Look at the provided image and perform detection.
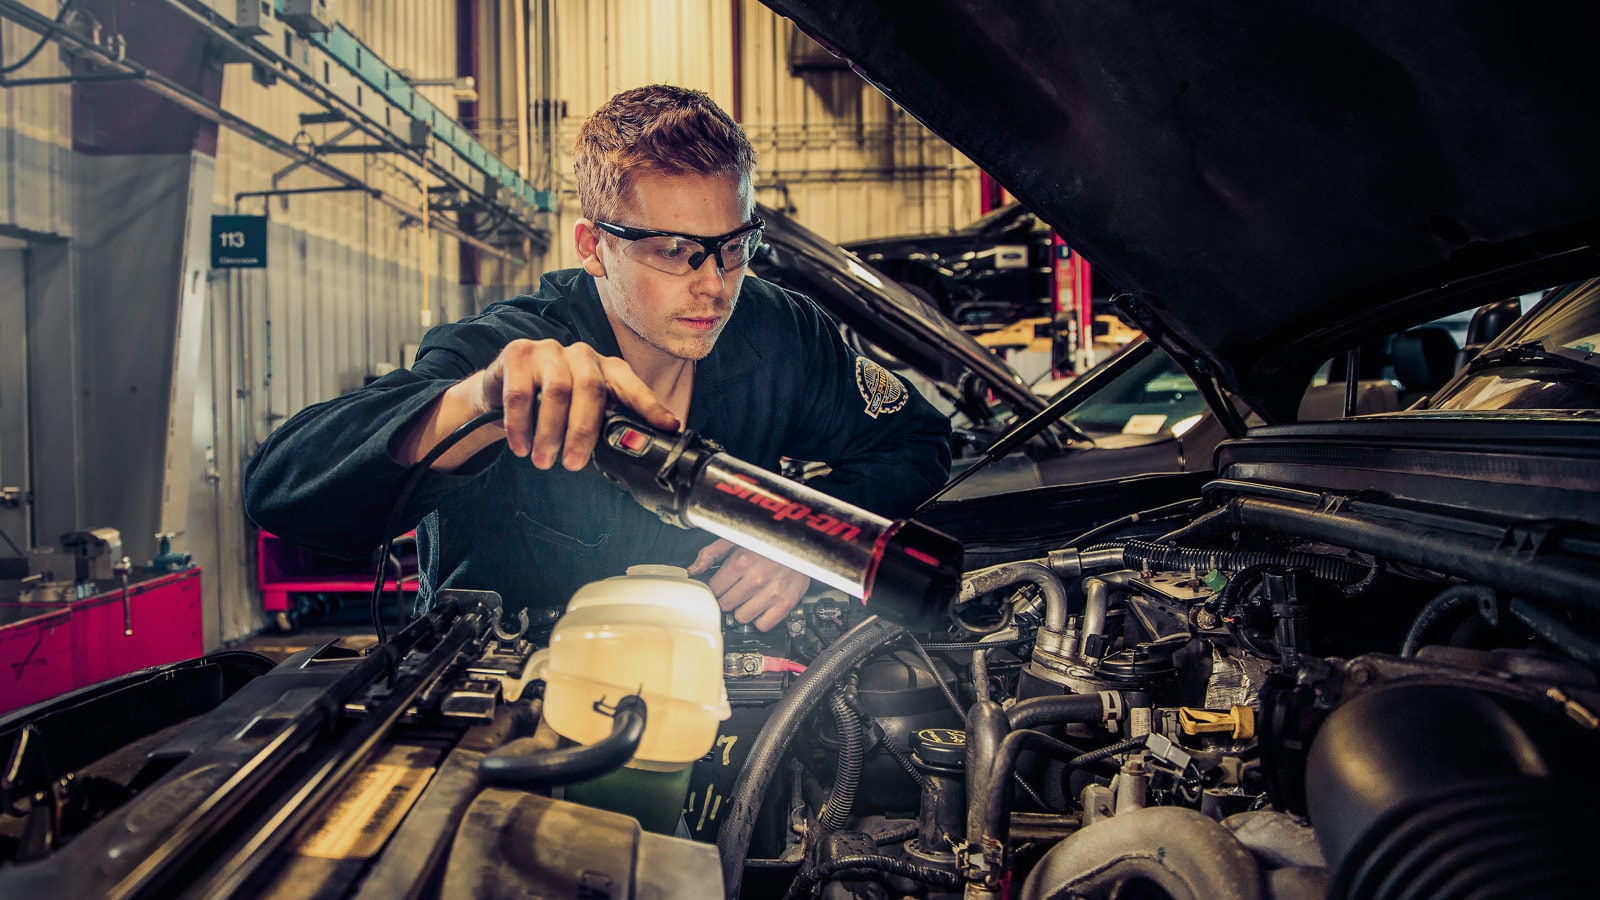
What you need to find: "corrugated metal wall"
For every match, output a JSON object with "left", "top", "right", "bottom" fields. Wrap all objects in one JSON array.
[
  {"left": 0, "top": 0, "right": 73, "bottom": 237},
  {"left": 198, "top": 0, "right": 492, "bottom": 639},
  {"left": 541, "top": 0, "right": 980, "bottom": 270}
]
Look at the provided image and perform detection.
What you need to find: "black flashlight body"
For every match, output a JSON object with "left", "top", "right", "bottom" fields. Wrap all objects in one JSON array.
[{"left": 590, "top": 411, "right": 962, "bottom": 630}]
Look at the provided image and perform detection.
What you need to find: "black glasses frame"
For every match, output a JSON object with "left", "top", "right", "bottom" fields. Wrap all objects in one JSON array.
[{"left": 593, "top": 215, "right": 766, "bottom": 273}]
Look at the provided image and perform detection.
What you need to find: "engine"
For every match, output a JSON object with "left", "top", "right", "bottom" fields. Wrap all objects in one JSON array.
[
  {"left": 5, "top": 474, "right": 1598, "bottom": 899},
  {"left": 711, "top": 482, "right": 1600, "bottom": 900}
]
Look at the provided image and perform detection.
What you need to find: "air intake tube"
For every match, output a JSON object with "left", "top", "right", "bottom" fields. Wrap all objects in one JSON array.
[{"left": 1306, "top": 683, "right": 1597, "bottom": 899}]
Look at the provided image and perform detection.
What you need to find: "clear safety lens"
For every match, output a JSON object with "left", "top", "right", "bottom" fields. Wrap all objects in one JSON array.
[{"left": 620, "top": 228, "right": 763, "bottom": 276}]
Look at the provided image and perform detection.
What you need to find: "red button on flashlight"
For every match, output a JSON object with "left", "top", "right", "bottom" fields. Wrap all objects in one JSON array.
[{"left": 614, "top": 426, "right": 651, "bottom": 456}]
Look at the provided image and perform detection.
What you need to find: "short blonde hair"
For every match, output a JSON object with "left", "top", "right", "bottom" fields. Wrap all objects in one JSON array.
[{"left": 573, "top": 85, "right": 756, "bottom": 222}]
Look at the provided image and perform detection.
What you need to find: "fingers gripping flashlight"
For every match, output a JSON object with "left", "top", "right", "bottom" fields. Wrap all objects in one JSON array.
[{"left": 591, "top": 411, "right": 963, "bottom": 630}]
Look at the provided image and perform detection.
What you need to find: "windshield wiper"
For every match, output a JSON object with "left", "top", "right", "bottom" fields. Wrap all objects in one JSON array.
[{"left": 1465, "top": 339, "right": 1600, "bottom": 384}]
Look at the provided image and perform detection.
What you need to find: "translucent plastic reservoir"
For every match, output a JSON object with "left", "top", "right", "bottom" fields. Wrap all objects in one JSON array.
[{"left": 543, "top": 565, "right": 731, "bottom": 769}]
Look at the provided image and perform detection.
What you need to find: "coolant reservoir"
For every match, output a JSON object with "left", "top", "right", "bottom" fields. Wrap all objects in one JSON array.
[{"left": 544, "top": 565, "right": 731, "bottom": 769}]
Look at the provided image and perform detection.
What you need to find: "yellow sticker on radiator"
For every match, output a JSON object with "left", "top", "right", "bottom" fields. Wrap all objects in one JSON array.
[{"left": 297, "top": 749, "right": 435, "bottom": 860}]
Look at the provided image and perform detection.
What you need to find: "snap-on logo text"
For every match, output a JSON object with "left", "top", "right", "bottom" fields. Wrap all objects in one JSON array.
[{"left": 714, "top": 475, "right": 862, "bottom": 540}]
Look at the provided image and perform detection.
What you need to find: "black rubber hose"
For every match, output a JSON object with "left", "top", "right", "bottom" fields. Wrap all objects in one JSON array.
[
  {"left": 478, "top": 695, "right": 646, "bottom": 788},
  {"left": 981, "top": 729, "right": 1085, "bottom": 852},
  {"left": 1338, "top": 555, "right": 1384, "bottom": 598},
  {"left": 818, "top": 688, "right": 863, "bottom": 833},
  {"left": 718, "top": 616, "right": 907, "bottom": 897},
  {"left": 1064, "top": 735, "right": 1148, "bottom": 773},
  {"left": 972, "top": 646, "right": 993, "bottom": 703},
  {"left": 1401, "top": 584, "right": 1497, "bottom": 657},
  {"left": 782, "top": 854, "right": 964, "bottom": 900},
  {"left": 1216, "top": 565, "right": 1283, "bottom": 660},
  {"left": 1005, "top": 693, "right": 1108, "bottom": 731},
  {"left": 965, "top": 695, "right": 1113, "bottom": 861},
  {"left": 1096, "top": 539, "right": 1371, "bottom": 584},
  {"left": 1509, "top": 598, "right": 1600, "bottom": 668},
  {"left": 373, "top": 407, "right": 506, "bottom": 642},
  {"left": 841, "top": 677, "right": 926, "bottom": 788},
  {"left": 964, "top": 700, "right": 1008, "bottom": 847},
  {"left": 922, "top": 637, "right": 1032, "bottom": 652},
  {"left": 872, "top": 820, "right": 919, "bottom": 845},
  {"left": 876, "top": 724, "right": 926, "bottom": 787},
  {"left": 904, "top": 634, "right": 967, "bottom": 720},
  {"left": 1064, "top": 498, "right": 1207, "bottom": 548}
]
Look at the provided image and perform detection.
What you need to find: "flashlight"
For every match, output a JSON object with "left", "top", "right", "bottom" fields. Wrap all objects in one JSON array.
[{"left": 591, "top": 411, "right": 962, "bottom": 630}]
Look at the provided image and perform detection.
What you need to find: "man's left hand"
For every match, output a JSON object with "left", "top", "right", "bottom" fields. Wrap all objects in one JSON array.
[{"left": 688, "top": 538, "right": 811, "bottom": 632}]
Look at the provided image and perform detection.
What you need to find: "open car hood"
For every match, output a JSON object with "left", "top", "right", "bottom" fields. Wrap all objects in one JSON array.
[
  {"left": 753, "top": 203, "right": 1047, "bottom": 419},
  {"left": 761, "top": 1, "right": 1600, "bottom": 420}
]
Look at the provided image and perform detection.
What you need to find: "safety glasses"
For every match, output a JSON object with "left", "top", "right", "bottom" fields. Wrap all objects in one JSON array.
[{"left": 594, "top": 216, "right": 766, "bottom": 276}]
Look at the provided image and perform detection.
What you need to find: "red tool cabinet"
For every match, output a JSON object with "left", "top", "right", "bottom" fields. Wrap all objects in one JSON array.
[
  {"left": 0, "top": 568, "right": 203, "bottom": 716},
  {"left": 256, "top": 531, "right": 417, "bottom": 623}
]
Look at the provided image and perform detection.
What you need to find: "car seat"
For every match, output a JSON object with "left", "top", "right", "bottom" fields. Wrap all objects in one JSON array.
[
  {"left": 1390, "top": 325, "right": 1460, "bottom": 406},
  {"left": 1455, "top": 298, "right": 1522, "bottom": 369},
  {"left": 1297, "top": 380, "right": 1400, "bottom": 421}
]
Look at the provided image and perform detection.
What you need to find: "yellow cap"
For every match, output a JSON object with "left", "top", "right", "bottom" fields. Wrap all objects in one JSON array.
[{"left": 1178, "top": 705, "right": 1256, "bottom": 740}]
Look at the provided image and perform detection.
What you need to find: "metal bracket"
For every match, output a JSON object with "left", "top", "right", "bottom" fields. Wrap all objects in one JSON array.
[
  {"left": 1315, "top": 493, "right": 1353, "bottom": 515},
  {"left": 491, "top": 608, "right": 530, "bottom": 643},
  {"left": 297, "top": 111, "right": 345, "bottom": 126},
  {"left": 1496, "top": 521, "right": 1561, "bottom": 559},
  {"left": 312, "top": 143, "right": 413, "bottom": 155}
]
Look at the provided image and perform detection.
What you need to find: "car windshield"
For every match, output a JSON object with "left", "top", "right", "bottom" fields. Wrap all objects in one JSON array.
[
  {"left": 1427, "top": 277, "right": 1600, "bottom": 412},
  {"left": 1042, "top": 348, "right": 1209, "bottom": 438}
]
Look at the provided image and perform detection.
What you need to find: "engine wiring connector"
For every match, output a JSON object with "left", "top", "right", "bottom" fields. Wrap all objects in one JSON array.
[{"left": 723, "top": 652, "right": 807, "bottom": 677}]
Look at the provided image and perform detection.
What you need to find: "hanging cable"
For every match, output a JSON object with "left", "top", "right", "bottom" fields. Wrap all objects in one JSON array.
[
  {"left": 370, "top": 407, "right": 505, "bottom": 642},
  {"left": 1, "top": 1, "right": 76, "bottom": 76}
]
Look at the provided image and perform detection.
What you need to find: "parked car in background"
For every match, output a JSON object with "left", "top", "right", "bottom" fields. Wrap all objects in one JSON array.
[
  {"left": 749, "top": 204, "right": 1226, "bottom": 499},
  {"left": 844, "top": 201, "right": 1119, "bottom": 333}
]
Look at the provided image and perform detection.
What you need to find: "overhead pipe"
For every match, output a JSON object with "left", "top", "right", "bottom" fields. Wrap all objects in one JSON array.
[
  {"left": 157, "top": 0, "right": 543, "bottom": 242},
  {"left": 513, "top": 0, "right": 531, "bottom": 181},
  {"left": 0, "top": 0, "right": 523, "bottom": 263},
  {"left": 6, "top": 0, "right": 535, "bottom": 255},
  {"left": 730, "top": 0, "right": 743, "bottom": 122}
]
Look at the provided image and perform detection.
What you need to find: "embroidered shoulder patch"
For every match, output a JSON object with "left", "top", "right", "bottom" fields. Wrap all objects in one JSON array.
[{"left": 856, "top": 357, "right": 908, "bottom": 418}]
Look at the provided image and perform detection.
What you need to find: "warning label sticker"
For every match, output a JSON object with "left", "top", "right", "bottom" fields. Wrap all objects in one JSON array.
[{"left": 297, "top": 747, "right": 436, "bottom": 860}]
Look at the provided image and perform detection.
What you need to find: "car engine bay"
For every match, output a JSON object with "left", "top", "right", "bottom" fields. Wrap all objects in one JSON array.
[{"left": 3, "top": 412, "right": 1597, "bottom": 899}]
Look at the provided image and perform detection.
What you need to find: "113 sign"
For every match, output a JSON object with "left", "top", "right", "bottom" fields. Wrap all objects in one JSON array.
[{"left": 211, "top": 215, "right": 267, "bottom": 269}]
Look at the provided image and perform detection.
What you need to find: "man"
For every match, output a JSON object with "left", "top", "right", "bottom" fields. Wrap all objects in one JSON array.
[{"left": 245, "top": 85, "right": 951, "bottom": 632}]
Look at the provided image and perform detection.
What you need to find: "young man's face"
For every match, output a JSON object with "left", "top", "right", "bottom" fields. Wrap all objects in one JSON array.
[{"left": 581, "top": 170, "right": 753, "bottom": 364}]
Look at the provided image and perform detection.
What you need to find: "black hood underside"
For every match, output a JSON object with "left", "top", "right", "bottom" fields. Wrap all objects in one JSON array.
[{"left": 762, "top": 1, "right": 1600, "bottom": 418}]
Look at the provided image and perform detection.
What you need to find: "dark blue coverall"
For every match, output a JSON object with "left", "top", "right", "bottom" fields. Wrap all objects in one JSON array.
[{"left": 243, "top": 269, "right": 952, "bottom": 621}]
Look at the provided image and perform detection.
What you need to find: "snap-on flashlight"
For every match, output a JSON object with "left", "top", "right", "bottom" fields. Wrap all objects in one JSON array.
[{"left": 591, "top": 411, "right": 963, "bottom": 630}]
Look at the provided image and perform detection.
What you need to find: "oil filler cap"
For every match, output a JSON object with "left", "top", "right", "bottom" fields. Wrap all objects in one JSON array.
[{"left": 912, "top": 728, "right": 967, "bottom": 772}]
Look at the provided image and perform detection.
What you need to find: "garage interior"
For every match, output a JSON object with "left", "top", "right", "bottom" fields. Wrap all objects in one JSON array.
[
  {"left": 6, "top": 3, "right": 1597, "bottom": 899},
  {"left": 0, "top": 0, "right": 1004, "bottom": 666}
]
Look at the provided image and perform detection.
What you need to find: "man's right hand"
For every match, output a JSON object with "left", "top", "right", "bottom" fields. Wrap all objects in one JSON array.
[{"left": 395, "top": 339, "right": 680, "bottom": 471}]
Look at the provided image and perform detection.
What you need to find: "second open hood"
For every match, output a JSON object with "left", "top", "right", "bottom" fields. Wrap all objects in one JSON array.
[{"left": 761, "top": 0, "right": 1600, "bottom": 420}]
